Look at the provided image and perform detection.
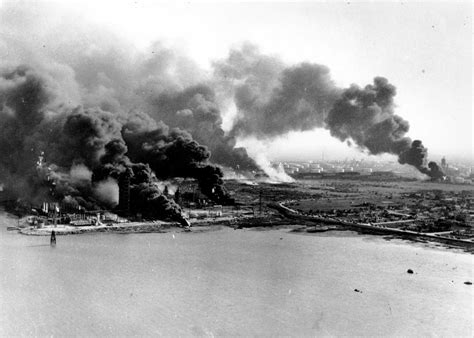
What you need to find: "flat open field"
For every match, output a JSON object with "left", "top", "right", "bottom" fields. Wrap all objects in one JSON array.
[{"left": 226, "top": 178, "right": 473, "bottom": 211}]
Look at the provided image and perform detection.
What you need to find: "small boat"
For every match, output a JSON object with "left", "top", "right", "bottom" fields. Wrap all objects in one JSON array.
[
  {"left": 7, "top": 226, "right": 19, "bottom": 231},
  {"left": 307, "top": 226, "right": 330, "bottom": 233}
]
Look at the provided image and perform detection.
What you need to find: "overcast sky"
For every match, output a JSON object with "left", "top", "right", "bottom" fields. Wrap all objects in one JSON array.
[{"left": 2, "top": 0, "right": 472, "bottom": 162}]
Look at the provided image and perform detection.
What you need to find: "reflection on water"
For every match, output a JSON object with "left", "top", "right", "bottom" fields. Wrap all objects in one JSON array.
[{"left": 0, "top": 212, "right": 472, "bottom": 336}]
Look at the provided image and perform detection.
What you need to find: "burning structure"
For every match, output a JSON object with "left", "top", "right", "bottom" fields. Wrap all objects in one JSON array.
[
  {"left": 0, "top": 7, "right": 446, "bottom": 220},
  {"left": 0, "top": 67, "right": 229, "bottom": 221}
]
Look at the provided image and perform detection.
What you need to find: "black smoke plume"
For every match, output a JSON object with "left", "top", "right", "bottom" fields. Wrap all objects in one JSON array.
[
  {"left": 399, "top": 140, "right": 445, "bottom": 180},
  {"left": 325, "top": 77, "right": 411, "bottom": 155},
  {"left": 0, "top": 66, "right": 228, "bottom": 220},
  {"left": 214, "top": 45, "right": 340, "bottom": 138},
  {"left": 146, "top": 85, "right": 257, "bottom": 171},
  {"left": 0, "top": 5, "right": 443, "bottom": 183},
  {"left": 215, "top": 44, "right": 443, "bottom": 179},
  {"left": 1, "top": 3, "right": 257, "bottom": 172}
]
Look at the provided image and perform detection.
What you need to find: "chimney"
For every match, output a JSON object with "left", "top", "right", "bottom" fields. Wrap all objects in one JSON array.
[{"left": 118, "top": 169, "right": 131, "bottom": 216}]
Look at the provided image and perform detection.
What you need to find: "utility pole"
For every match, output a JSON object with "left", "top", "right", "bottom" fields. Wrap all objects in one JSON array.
[{"left": 259, "top": 189, "right": 263, "bottom": 215}]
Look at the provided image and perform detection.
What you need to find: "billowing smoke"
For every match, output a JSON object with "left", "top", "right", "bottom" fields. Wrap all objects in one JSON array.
[
  {"left": 145, "top": 84, "right": 258, "bottom": 171},
  {"left": 399, "top": 140, "right": 445, "bottom": 180},
  {"left": 0, "top": 3, "right": 443, "bottom": 190},
  {"left": 214, "top": 44, "right": 340, "bottom": 138},
  {"left": 70, "top": 164, "right": 92, "bottom": 183},
  {"left": 215, "top": 44, "right": 443, "bottom": 179},
  {"left": 0, "top": 3, "right": 256, "bottom": 172},
  {"left": 325, "top": 77, "right": 411, "bottom": 156},
  {"left": 92, "top": 162, "right": 184, "bottom": 220},
  {"left": 0, "top": 65, "right": 229, "bottom": 220},
  {"left": 93, "top": 178, "right": 119, "bottom": 207}
]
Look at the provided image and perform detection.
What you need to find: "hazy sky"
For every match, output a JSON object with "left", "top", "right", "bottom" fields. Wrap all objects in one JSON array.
[{"left": 2, "top": 0, "right": 472, "bottom": 162}]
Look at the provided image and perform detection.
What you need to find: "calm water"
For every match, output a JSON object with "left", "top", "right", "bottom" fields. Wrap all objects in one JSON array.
[{"left": 0, "top": 212, "right": 472, "bottom": 336}]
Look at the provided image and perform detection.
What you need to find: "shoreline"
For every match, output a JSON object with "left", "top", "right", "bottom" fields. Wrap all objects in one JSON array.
[
  {"left": 11, "top": 213, "right": 292, "bottom": 236},
  {"left": 5, "top": 210, "right": 473, "bottom": 253},
  {"left": 17, "top": 222, "right": 180, "bottom": 236},
  {"left": 270, "top": 202, "right": 474, "bottom": 252}
]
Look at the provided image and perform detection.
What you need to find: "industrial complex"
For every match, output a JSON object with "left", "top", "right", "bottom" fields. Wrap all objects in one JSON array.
[{"left": 3, "top": 157, "right": 473, "bottom": 252}]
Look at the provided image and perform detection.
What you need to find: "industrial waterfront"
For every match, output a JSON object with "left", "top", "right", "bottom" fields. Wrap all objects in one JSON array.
[{"left": 5, "top": 169, "right": 474, "bottom": 251}]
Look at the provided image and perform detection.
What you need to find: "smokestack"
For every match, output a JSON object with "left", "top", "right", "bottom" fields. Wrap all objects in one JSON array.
[{"left": 118, "top": 169, "right": 131, "bottom": 216}]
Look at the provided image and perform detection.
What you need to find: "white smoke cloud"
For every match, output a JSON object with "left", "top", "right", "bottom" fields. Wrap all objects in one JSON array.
[
  {"left": 69, "top": 164, "right": 92, "bottom": 183},
  {"left": 237, "top": 137, "right": 294, "bottom": 183},
  {"left": 93, "top": 178, "right": 119, "bottom": 207},
  {"left": 155, "top": 180, "right": 178, "bottom": 196}
]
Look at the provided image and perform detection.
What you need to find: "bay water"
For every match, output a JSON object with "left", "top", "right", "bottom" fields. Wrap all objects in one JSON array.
[{"left": 0, "top": 212, "right": 472, "bottom": 336}]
